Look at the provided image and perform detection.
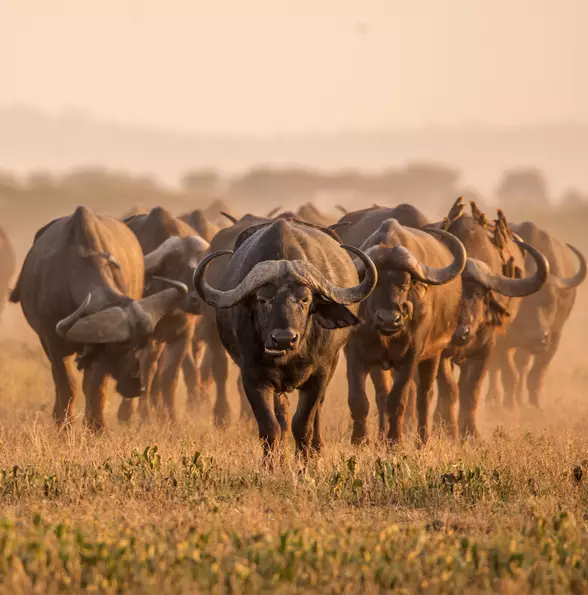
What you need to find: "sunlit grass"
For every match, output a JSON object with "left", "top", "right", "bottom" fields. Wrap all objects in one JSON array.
[{"left": 0, "top": 304, "right": 587, "bottom": 593}]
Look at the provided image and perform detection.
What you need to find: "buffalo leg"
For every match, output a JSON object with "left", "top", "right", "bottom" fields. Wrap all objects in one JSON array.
[
  {"left": 311, "top": 362, "right": 336, "bottom": 452},
  {"left": 242, "top": 376, "right": 281, "bottom": 459},
  {"left": 514, "top": 350, "right": 532, "bottom": 405},
  {"left": 387, "top": 354, "right": 417, "bottom": 444},
  {"left": 527, "top": 333, "right": 560, "bottom": 408},
  {"left": 200, "top": 345, "right": 212, "bottom": 392},
  {"left": 239, "top": 374, "right": 254, "bottom": 421},
  {"left": 273, "top": 392, "right": 290, "bottom": 443},
  {"left": 160, "top": 335, "right": 191, "bottom": 423},
  {"left": 485, "top": 356, "right": 503, "bottom": 406},
  {"left": 311, "top": 394, "right": 325, "bottom": 452},
  {"left": 496, "top": 347, "right": 519, "bottom": 410},
  {"left": 346, "top": 344, "right": 371, "bottom": 444},
  {"left": 404, "top": 380, "right": 418, "bottom": 435},
  {"left": 434, "top": 357, "right": 459, "bottom": 438},
  {"left": 190, "top": 321, "right": 212, "bottom": 407},
  {"left": 293, "top": 368, "right": 330, "bottom": 459},
  {"left": 49, "top": 352, "right": 77, "bottom": 428},
  {"left": 458, "top": 350, "right": 490, "bottom": 438},
  {"left": 116, "top": 397, "right": 136, "bottom": 424},
  {"left": 185, "top": 339, "right": 211, "bottom": 409},
  {"left": 82, "top": 361, "right": 108, "bottom": 432},
  {"left": 182, "top": 352, "right": 200, "bottom": 410},
  {"left": 209, "top": 329, "right": 231, "bottom": 426},
  {"left": 370, "top": 367, "right": 392, "bottom": 439},
  {"left": 416, "top": 356, "right": 440, "bottom": 445},
  {"left": 135, "top": 340, "right": 164, "bottom": 422}
]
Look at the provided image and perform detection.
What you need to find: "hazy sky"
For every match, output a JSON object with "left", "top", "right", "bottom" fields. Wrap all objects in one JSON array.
[{"left": 1, "top": 0, "right": 587, "bottom": 134}]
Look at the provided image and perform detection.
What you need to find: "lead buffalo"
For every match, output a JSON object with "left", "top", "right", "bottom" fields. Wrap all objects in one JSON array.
[
  {"left": 193, "top": 218, "right": 377, "bottom": 458},
  {"left": 10, "top": 206, "right": 189, "bottom": 430},
  {"left": 192, "top": 213, "right": 275, "bottom": 425},
  {"left": 487, "top": 221, "right": 586, "bottom": 408},
  {"left": 345, "top": 218, "right": 466, "bottom": 445},
  {"left": 434, "top": 199, "right": 549, "bottom": 437}
]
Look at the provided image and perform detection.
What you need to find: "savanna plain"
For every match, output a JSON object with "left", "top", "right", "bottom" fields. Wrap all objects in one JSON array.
[{"left": 0, "top": 246, "right": 587, "bottom": 594}]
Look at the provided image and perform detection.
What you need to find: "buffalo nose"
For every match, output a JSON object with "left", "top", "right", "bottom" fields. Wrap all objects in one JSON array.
[
  {"left": 270, "top": 329, "right": 299, "bottom": 350},
  {"left": 376, "top": 311, "right": 402, "bottom": 324},
  {"left": 456, "top": 327, "right": 470, "bottom": 340}
]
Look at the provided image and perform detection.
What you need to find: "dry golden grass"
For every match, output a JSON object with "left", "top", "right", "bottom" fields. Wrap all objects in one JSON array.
[{"left": 0, "top": 293, "right": 587, "bottom": 594}]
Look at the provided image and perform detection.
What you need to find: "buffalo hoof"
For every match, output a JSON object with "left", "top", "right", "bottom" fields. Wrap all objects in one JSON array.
[
  {"left": 117, "top": 400, "right": 135, "bottom": 424},
  {"left": 351, "top": 421, "right": 368, "bottom": 445},
  {"left": 458, "top": 426, "right": 480, "bottom": 441},
  {"left": 213, "top": 406, "right": 231, "bottom": 428},
  {"left": 240, "top": 402, "right": 255, "bottom": 422},
  {"left": 53, "top": 414, "right": 74, "bottom": 431},
  {"left": 433, "top": 416, "right": 458, "bottom": 440},
  {"left": 310, "top": 438, "right": 324, "bottom": 454},
  {"left": 84, "top": 417, "right": 106, "bottom": 435},
  {"left": 385, "top": 436, "right": 403, "bottom": 449},
  {"left": 503, "top": 399, "right": 517, "bottom": 412}
]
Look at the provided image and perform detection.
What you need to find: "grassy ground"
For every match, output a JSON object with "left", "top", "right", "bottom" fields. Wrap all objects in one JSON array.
[{"left": 0, "top": 301, "right": 587, "bottom": 594}]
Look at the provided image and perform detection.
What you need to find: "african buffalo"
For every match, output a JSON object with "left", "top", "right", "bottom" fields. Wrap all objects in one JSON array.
[
  {"left": 118, "top": 207, "right": 209, "bottom": 423},
  {"left": 434, "top": 199, "right": 549, "bottom": 437},
  {"left": 204, "top": 200, "right": 239, "bottom": 229},
  {"left": 10, "top": 206, "right": 189, "bottom": 430},
  {"left": 345, "top": 218, "right": 466, "bottom": 445},
  {"left": 336, "top": 204, "right": 430, "bottom": 248},
  {"left": 193, "top": 218, "right": 377, "bottom": 458},
  {"left": 193, "top": 213, "right": 286, "bottom": 425},
  {"left": 295, "top": 203, "right": 337, "bottom": 228},
  {"left": 334, "top": 204, "right": 432, "bottom": 432},
  {"left": 487, "top": 221, "right": 586, "bottom": 408},
  {"left": 179, "top": 209, "right": 221, "bottom": 243}
]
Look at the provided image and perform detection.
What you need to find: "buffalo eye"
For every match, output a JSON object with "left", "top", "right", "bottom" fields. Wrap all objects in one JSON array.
[
  {"left": 257, "top": 296, "right": 270, "bottom": 306},
  {"left": 300, "top": 296, "right": 310, "bottom": 305}
]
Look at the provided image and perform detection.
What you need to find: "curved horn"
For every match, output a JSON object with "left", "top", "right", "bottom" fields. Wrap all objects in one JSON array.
[
  {"left": 152, "top": 276, "right": 189, "bottom": 295},
  {"left": 56, "top": 294, "right": 92, "bottom": 338},
  {"left": 421, "top": 228, "right": 467, "bottom": 284},
  {"left": 185, "top": 235, "right": 210, "bottom": 253},
  {"left": 221, "top": 212, "right": 238, "bottom": 224},
  {"left": 266, "top": 206, "right": 282, "bottom": 218},
  {"left": 193, "top": 246, "right": 377, "bottom": 309},
  {"left": 184, "top": 235, "right": 210, "bottom": 267},
  {"left": 551, "top": 244, "right": 587, "bottom": 290},
  {"left": 65, "top": 308, "right": 134, "bottom": 343},
  {"left": 57, "top": 284, "right": 189, "bottom": 345},
  {"left": 464, "top": 239, "right": 549, "bottom": 297},
  {"left": 144, "top": 236, "right": 183, "bottom": 274},
  {"left": 136, "top": 287, "right": 188, "bottom": 328},
  {"left": 328, "top": 221, "right": 351, "bottom": 232},
  {"left": 365, "top": 228, "right": 466, "bottom": 286}
]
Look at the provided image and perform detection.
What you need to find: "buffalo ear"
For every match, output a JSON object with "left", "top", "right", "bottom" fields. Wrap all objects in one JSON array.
[
  {"left": 313, "top": 299, "right": 360, "bottom": 329},
  {"left": 488, "top": 293, "right": 510, "bottom": 327}
]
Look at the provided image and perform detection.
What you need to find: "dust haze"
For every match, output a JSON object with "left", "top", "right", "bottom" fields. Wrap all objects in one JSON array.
[{"left": 0, "top": 1, "right": 587, "bottom": 592}]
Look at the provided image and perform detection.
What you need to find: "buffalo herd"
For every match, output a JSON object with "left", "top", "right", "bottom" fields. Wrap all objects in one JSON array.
[{"left": 5, "top": 197, "right": 587, "bottom": 459}]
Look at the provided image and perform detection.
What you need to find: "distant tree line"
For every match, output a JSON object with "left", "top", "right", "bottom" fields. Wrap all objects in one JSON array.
[{"left": 1, "top": 163, "right": 587, "bottom": 238}]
